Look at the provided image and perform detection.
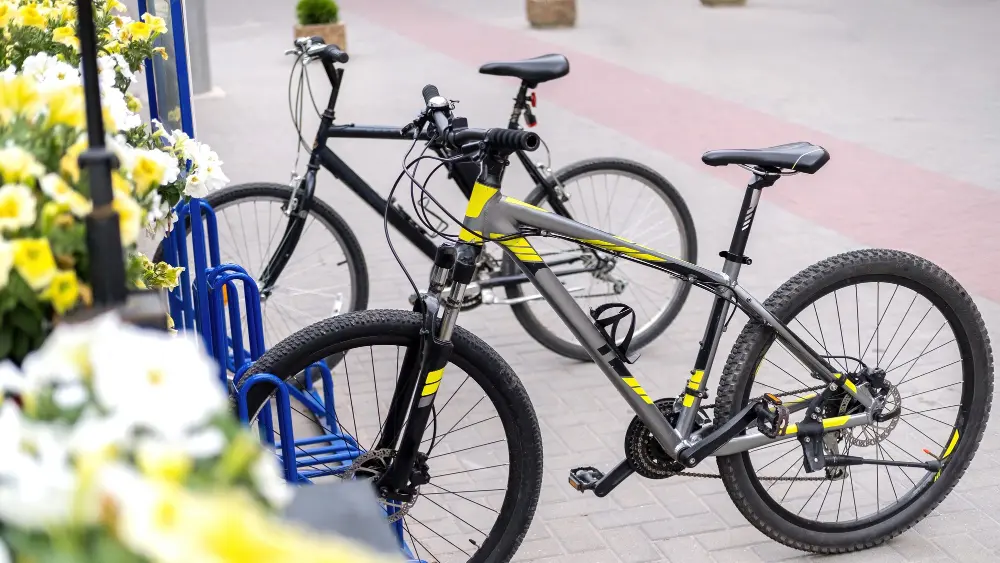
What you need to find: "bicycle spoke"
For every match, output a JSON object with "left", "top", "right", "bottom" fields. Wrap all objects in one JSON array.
[
  {"left": 884, "top": 305, "right": 933, "bottom": 371},
  {"left": 421, "top": 415, "right": 498, "bottom": 446},
  {"left": 428, "top": 439, "right": 505, "bottom": 460},
  {"left": 432, "top": 463, "right": 510, "bottom": 479},
  {"left": 889, "top": 335, "right": 953, "bottom": 376},
  {"left": 896, "top": 360, "right": 962, "bottom": 388},
  {"left": 408, "top": 514, "right": 471, "bottom": 557},
  {"left": 834, "top": 290, "right": 848, "bottom": 362},
  {"left": 421, "top": 495, "right": 489, "bottom": 537},
  {"left": 877, "top": 293, "right": 918, "bottom": 369}
]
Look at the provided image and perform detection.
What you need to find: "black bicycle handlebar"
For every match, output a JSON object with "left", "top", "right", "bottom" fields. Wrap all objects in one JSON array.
[
  {"left": 421, "top": 84, "right": 540, "bottom": 153},
  {"left": 293, "top": 36, "right": 349, "bottom": 64}
]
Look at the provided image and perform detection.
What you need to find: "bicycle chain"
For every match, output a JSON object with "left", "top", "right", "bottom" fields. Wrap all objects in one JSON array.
[{"left": 644, "top": 384, "right": 832, "bottom": 482}]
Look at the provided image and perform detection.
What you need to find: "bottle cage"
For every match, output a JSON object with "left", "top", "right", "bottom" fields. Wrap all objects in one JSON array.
[{"left": 590, "top": 303, "right": 640, "bottom": 364}]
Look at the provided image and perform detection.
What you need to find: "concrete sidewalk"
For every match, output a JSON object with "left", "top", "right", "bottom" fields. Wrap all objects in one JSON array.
[{"left": 193, "top": 1, "right": 1000, "bottom": 561}]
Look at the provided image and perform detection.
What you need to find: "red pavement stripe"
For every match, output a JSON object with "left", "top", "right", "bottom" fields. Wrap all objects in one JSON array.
[{"left": 343, "top": 0, "right": 1000, "bottom": 303}]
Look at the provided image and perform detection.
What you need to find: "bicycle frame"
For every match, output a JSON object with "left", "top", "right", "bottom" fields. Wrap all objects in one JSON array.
[
  {"left": 443, "top": 170, "right": 878, "bottom": 463},
  {"left": 257, "top": 63, "right": 573, "bottom": 293}
]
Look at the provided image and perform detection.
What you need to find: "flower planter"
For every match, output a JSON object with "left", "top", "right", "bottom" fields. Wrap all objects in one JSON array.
[
  {"left": 295, "top": 22, "right": 347, "bottom": 50},
  {"left": 526, "top": 0, "right": 576, "bottom": 28}
]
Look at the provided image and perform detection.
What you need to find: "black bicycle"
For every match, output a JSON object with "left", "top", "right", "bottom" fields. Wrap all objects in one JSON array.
[{"left": 158, "top": 37, "right": 697, "bottom": 360}]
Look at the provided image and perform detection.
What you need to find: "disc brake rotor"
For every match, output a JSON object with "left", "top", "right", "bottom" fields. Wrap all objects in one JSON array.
[
  {"left": 844, "top": 386, "right": 901, "bottom": 448},
  {"left": 342, "top": 448, "right": 418, "bottom": 522}
]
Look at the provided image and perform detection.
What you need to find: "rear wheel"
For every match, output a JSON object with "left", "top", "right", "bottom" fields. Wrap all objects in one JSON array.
[
  {"left": 240, "top": 309, "right": 543, "bottom": 563},
  {"left": 715, "top": 249, "right": 993, "bottom": 552},
  {"left": 153, "top": 182, "right": 369, "bottom": 356},
  {"left": 502, "top": 158, "right": 697, "bottom": 361}
]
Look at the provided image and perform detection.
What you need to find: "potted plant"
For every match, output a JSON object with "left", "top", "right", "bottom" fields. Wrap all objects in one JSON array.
[
  {"left": 526, "top": 0, "right": 576, "bottom": 28},
  {"left": 701, "top": 0, "right": 747, "bottom": 6},
  {"left": 294, "top": 0, "right": 347, "bottom": 51},
  {"left": 0, "top": 0, "right": 230, "bottom": 363}
]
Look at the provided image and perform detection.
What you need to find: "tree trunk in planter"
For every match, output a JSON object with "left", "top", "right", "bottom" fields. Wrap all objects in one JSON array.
[
  {"left": 700, "top": 0, "right": 747, "bottom": 6},
  {"left": 527, "top": 0, "right": 576, "bottom": 28},
  {"left": 294, "top": 22, "right": 347, "bottom": 51}
]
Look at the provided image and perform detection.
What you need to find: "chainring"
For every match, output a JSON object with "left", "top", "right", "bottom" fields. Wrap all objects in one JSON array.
[
  {"left": 624, "top": 398, "right": 709, "bottom": 479},
  {"left": 342, "top": 448, "right": 417, "bottom": 522}
]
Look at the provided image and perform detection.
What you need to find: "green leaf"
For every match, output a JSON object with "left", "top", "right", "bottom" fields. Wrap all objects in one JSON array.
[{"left": 0, "top": 325, "right": 13, "bottom": 359}]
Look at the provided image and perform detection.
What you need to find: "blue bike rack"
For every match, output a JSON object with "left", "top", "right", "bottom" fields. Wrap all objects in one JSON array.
[{"left": 162, "top": 198, "right": 423, "bottom": 560}]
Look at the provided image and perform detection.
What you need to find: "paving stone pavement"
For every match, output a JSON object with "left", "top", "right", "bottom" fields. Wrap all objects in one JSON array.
[{"left": 188, "top": 1, "right": 1000, "bottom": 561}]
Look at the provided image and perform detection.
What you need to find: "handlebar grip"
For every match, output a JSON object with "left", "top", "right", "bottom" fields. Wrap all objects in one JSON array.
[
  {"left": 485, "top": 128, "right": 541, "bottom": 152},
  {"left": 319, "top": 44, "right": 349, "bottom": 64},
  {"left": 422, "top": 84, "right": 441, "bottom": 105}
]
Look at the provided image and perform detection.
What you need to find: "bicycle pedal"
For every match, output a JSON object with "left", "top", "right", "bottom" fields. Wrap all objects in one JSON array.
[{"left": 568, "top": 466, "right": 603, "bottom": 492}]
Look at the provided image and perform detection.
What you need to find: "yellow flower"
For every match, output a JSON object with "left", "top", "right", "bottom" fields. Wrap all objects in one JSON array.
[
  {"left": 111, "top": 171, "right": 132, "bottom": 196},
  {"left": 58, "top": 3, "right": 75, "bottom": 22},
  {"left": 45, "top": 84, "right": 86, "bottom": 129},
  {"left": 153, "top": 46, "right": 168, "bottom": 60},
  {"left": 113, "top": 193, "right": 142, "bottom": 246},
  {"left": 12, "top": 238, "right": 57, "bottom": 291},
  {"left": 131, "top": 152, "right": 166, "bottom": 196},
  {"left": 15, "top": 4, "right": 46, "bottom": 29},
  {"left": 61, "top": 138, "right": 87, "bottom": 183},
  {"left": 41, "top": 268, "right": 79, "bottom": 314},
  {"left": 0, "top": 2, "right": 14, "bottom": 27},
  {"left": 0, "top": 146, "right": 44, "bottom": 184},
  {"left": 123, "top": 20, "right": 152, "bottom": 41},
  {"left": 0, "top": 184, "right": 38, "bottom": 233},
  {"left": 137, "top": 445, "right": 193, "bottom": 484},
  {"left": 52, "top": 25, "right": 79, "bottom": 49},
  {"left": 0, "top": 238, "right": 13, "bottom": 291},
  {"left": 141, "top": 13, "right": 167, "bottom": 35},
  {"left": 104, "top": 40, "right": 121, "bottom": 54},
  {"left": 0, "top": 75, "right": 41, "bottom": 124},
  {"left": 41, "top": 173, "right": 92, "bottom": 217},
  {"left": 105, "top": 0, "right": 126, "bottom": 14}
]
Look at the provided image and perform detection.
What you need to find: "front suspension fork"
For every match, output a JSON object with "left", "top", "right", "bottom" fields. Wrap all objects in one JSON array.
[{"left": 376, "top": 243, "right": 481, "bottom": 493}]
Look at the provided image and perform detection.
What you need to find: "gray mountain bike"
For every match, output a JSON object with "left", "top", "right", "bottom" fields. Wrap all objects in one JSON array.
[{"left": 242, "top": 85, "right": 993, "bottom": 562}]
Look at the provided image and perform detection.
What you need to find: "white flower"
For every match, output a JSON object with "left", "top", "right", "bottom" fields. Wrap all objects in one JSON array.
[
  {"left": 0, "top": 237, "right": 13, "bottom": 290},
  {"left": 0, "top": 65, "right": 16, "bottom": 81},
  {"left": 22, "top": 53, "right": 80, "bottom": 93},
  {"left": 52, "top": 381, "right": 88, "bottom": 410},
  {"left": 97, "top": 54, "right": 133, "bottom": 89},
  {"left": 40, "top": 173, "right": 93, "bottom": 217},
  {"left": 0, "top": 360, "right": 25, "bottom": 395},
  {"left": 67, "top": 411, "right": 133, "bottom": 458},
  {"left": 89, "top": 323, "right": 227, "bottom": 440},
  {"left": 0, "top": 184, "right": 38, "bottom": 233},
  {"left": 251, "top": 453, "right": 294, "bottom": 509},
  {"left": 20, "top": 314, "right": 112, "bottom": 388},
  {"left": 102, "top": 84, "right": 142, "bottom": 132},
  {"left": 183, "top": 427, "right": 226, "bottom": 458},
  {"left": 99, "top": 464, "right": 198, "bottom": 563},
  {"left": 0, "top": 405, "right": 87, "bottom": 529}
]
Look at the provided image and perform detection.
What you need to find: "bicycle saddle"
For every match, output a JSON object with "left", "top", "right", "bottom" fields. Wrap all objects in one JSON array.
[
  {"left": 701, "top": 142, "right": 830, "bottom": 174},
  {"left": 479, "top": 54, "right": 570, "bottom": 86}
]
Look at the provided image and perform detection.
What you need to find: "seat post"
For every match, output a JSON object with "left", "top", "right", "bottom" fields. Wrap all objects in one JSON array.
[
  {"left": 721, "top": 173, "right": 777, "bottom": 281},
  {"left": 507, "top": 82, "right": 530, "bottom": 129}
]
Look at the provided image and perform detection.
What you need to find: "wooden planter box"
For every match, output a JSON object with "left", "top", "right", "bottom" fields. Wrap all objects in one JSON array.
[
  {"left": 527, "top": 0, "right": 576, "bottom": 28},
  {"left": 294, "top": 22, "right": 347, "bottom": 51}
]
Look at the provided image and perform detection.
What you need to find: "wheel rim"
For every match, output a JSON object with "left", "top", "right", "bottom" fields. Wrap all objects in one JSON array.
[
  {"left": 739, "top": 276, "right": 974, "bottom": 530},
  {"left": 515, "top": 169, "right": 691, "bottom": 348},
  {"left": 206, "top": 194, "right": 360, "bottom": 350},
  {"left": 249, "top": 335, "right": 520, "bottom": 563}
]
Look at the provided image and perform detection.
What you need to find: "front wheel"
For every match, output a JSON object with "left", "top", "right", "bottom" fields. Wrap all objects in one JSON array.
[
  {"left": 502, "top": 158, "right": 697, "bottom": 361},
  {"left": 715, "top": 249, "right": 993, "bottom": 553},
  {"left": 240, "top": 309, "right": 543, "bottom": 563}
]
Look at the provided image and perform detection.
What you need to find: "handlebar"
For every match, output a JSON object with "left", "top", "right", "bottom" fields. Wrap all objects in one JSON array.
[
  {"left": 420, "top": 84, "right": 540, "bottom": 153},
  {"left": 290, "top": 36, "right": 349, "bottom": 64}
]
